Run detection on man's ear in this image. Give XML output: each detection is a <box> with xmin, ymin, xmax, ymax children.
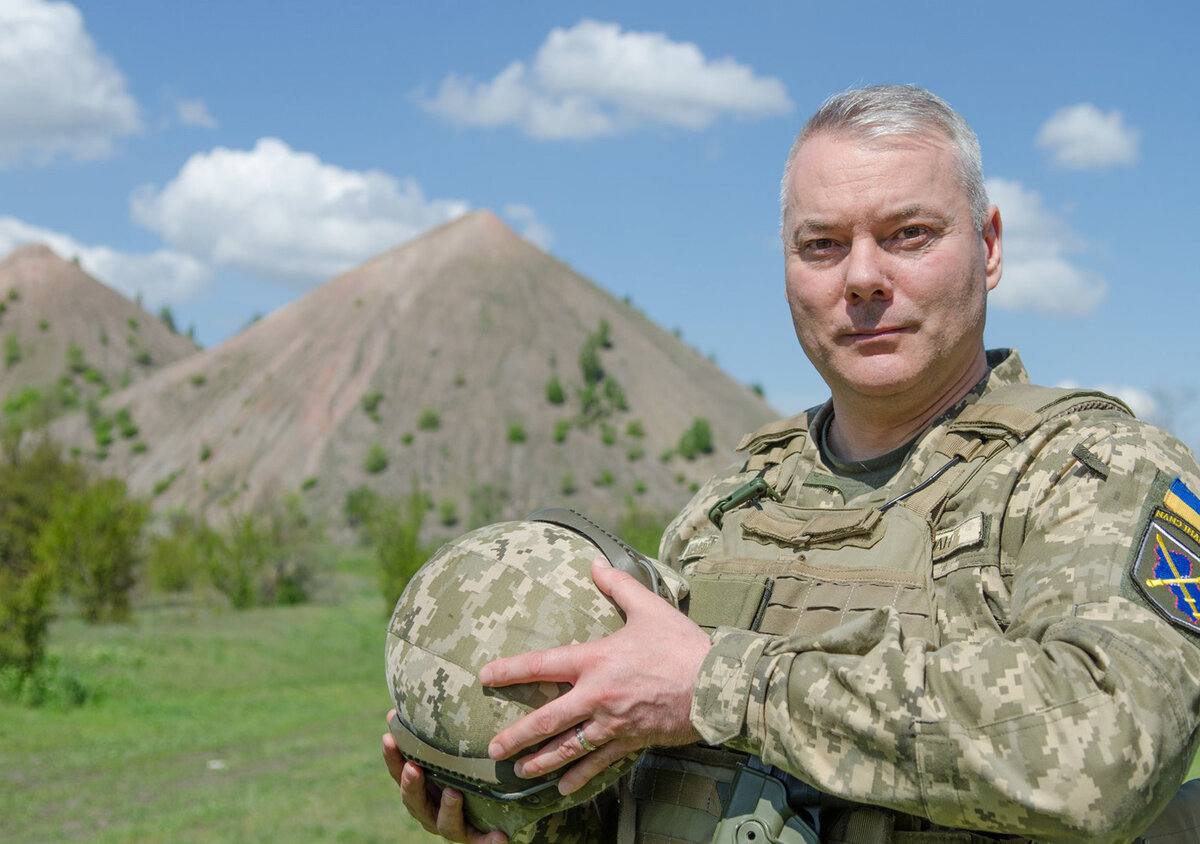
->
<box><xmin>982</xmin><ymin>205</ymin><xmax>1002</xmax><ymax>292</ymax></box>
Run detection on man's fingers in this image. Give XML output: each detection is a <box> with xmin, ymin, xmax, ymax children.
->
<box><xmin>488</xmin><ymin>693</ymin><xmax>583</xmax><ymax>761</ymax></box>
<box><xmin>590</xmin><ymin>556</ymin><xmax>659</xmax><ymax>612</ymax></box>
<box><xmin>510</xmin><ymin>719</ymin><xmax>611</xmax><ymax>779</ymax></box>
<box><xmin>382</xmin><ymin>730</ymin><xmax>406</xmax><ymax>785</ymax></box>
<box><xmin>480</xmin><ymin>642</ymin><xmax>582</xmax><ymax>688</ymax></box>
<box><xmin>558</xmin><ymin>739</ymin><xmax>640</xmax><ymax>796</ymax></box>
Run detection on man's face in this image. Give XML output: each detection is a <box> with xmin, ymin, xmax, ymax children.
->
<box><xmin>782</xmin><ymin>130</ymin><xmax>1002</xmax><ymax>410</ymax></box>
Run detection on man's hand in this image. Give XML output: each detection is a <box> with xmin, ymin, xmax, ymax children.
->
<box><xmin>481</xmin><ymin>558</ymin><xmax>712</xmax><ymax>795</ymax></box>
<box><xmin>382</xmin><ymin>711</ymin><xmax>508</xmax><ymax>844</ymax></box>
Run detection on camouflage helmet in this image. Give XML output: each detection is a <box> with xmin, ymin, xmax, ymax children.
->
<box><xmin>385</xmin><ymin>508</ymin><xmax>685</xmax><ymax>836</ymax></box>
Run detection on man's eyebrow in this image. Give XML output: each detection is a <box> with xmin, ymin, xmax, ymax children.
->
<box><xmin>883</xmin><ymin>205</ymin><xmax>950</xmax><ymax>225</ymax></box>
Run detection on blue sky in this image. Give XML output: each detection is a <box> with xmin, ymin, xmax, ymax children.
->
<box><xmin>3</xmin><ymin>0</ymin><xmax>1198</xmax><ymax>450</ymax></box>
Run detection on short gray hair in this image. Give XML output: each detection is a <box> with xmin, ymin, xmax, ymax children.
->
<box><xmin>780</xmin><ymin>84</ymin><xmax>988</xmax><ymax>232</ymax></box>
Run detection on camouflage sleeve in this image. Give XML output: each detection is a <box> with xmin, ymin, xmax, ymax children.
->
<box><xmin>690</xmin><ymin>418</ymin><xmax>1200</xmax><ymax>843</ymax></box>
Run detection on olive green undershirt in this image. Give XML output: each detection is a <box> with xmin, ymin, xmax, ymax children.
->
<box><xmin>814</xmin><ymin>412</ymin><xmax>914</xmax><ymax>501</ymax></box>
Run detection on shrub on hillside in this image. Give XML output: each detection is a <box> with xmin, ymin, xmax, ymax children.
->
<box><xmin>364</xmin><ymin>442</ymin><xmax>388</xmax><ymax>474</ymax></box>
<box><xmin>361</xmin><ymin>391</ymin><xmax>384</xmax><ymax>422</ymax></box>
<box><xmin>417</xmin><ymin>407</ymin><xmax>440</xmax><ymax>431</ymax></box>
<box><xmin>677</xmin><ymin>418</ymin><xmax>714</xmax><ymax>460</ymax></box>
<box><xmin>545</xmin><ymin>375</ymin><xmax>566</xmax><ymax>405</ymax></box>
<box><xmin>553</xmin><ymin>419</ymin><xmax>570</xmax><ymax>443</ymax></box>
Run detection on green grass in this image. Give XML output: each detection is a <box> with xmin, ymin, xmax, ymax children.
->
<box><xmin>0</xmin><ymin>553</ymin><xmax>439</xmax><ymax>842</ymax></box>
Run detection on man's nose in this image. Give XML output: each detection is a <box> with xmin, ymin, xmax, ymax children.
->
<box><xmin>842</xmin><ymin>239</ymin><xmax>893</xmax><ymax>303</ymax></box>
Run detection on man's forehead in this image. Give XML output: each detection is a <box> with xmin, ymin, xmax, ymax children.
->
<box><xmin>784</xmin><ymin>130</ymin><xmax>963</xmax><ymax>224</ymax></box>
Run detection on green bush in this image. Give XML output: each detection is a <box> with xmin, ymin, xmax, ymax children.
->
<box><xmin>205</xmin><ymin>504</ymin><xmax>318</xmax><ymax>609</ymax></box>
<box><xmin>361</xmin><ymin>391</ymin><xmax>384</xmax><ymax>422</ymax></box>
<box><xmin>115</xmin><ymin>408</ymin><xmax>138</xmax><ymax>439</ymax></box>
<box><xmin>92</xmin><ymin>417</ymin><xmax>113</xmax><ymax>448</ymax></box>
<box><xmin>507</xmin><ymin>423</ymin><xmax>526</xmax><ymax>443</ymax></box>
<box><xmin>553</xmin><ymin>419</ymin><xmax>570</xmax><ymax>443</ymax></box>
<box><xmin>438</xmin><ymin>499</ymin><xmax>459</xmax><ymax>527</ymax></box>
<box><xmin>625</xmin><ymin>420</ymin><xmax>645</xmax><ymax>439</ymax></box>
<box><xmin>367</xmin><ymin>485</ymin><xmax>431</xmax><ymax>609</ymax></box>
<box><xmin>0</xmin><ymin>442</ymin><xmax>85</xmax><ymax>674</ymax></box>
<box><xmin>579</xmin><ymin>339</ymin><xmax>604</xmax><ymax>385</ymax></box>
<box><xmin>418</xmin><ymin>407</ymin><xmax>440</xmax><ymax>430</ymax></box>
<box><xmin>66</xmin><ymin>344</ymin><xmax>86</xmax><ymax>373</ymax></box>
<box><xmin>5</xmin><ymin>333</ymin><xmax>20</xmax><ymax>368</ymax></box>
<box><xmin>146</xmin><ymin>510</ymin><xmax>216</xmax><ymax>593</ymax></box>
<box><xmin>545</xmin><ymin>375</ymin><xmax>566</xmax><ymax>405</ymax></box>
<box><xmin>34</xmin><ymin>476</ymin><xmax>148</xmax><ymax>624</ymax></box>
<box><xmin>677</xmin><ymin>418</ymin><xmax>714</xmax><ymax>460</ymax></box>
<box><xmin>199</xmin><ymin>443</ymin><xmax>212</xmax><ymax>462</ymax></box>
<box><xmin>364</xmin><ymin>442</ymin><xmax>388</xmax><ymax>474</ymax></box>
<box><xmin>560</xmin><ymin>473</ymin><xmax>577</xmax><ymax>495</ymax></box>
<box><xmin>343</xmin><ymin>485</ymin><xmax>379</xmax><ymax>528</ymax></box>
<box><xmin>604</xmin><ymin>378</ymin><xmax>628</xmax><ymax>411</ymax></box>
<box><xmin>0</xmin><ymin>655</ymin><xmax>88</xmax><ymax>710</ymax></box>
<box><xmin>601</xmin><ymin>424</ymin><xmax>617</xmax><ymax>446</ymax></box>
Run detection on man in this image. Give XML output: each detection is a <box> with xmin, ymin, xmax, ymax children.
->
<box><xmin>385</xmin><ymin>85</ymin><xmax>1200</xmax><ymax>843</ymax></box>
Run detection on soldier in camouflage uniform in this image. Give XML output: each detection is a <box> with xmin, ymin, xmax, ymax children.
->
<box><xmin>384</xmin><ymin>85</ymin><xmax>1200</xmax><ymax>843</ymax></box>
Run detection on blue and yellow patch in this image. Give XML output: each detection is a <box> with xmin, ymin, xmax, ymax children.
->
<box><xmin>1133</xmin><ymin>478</ymin><xmax>1200</xmax><ymax>633</ymax></box>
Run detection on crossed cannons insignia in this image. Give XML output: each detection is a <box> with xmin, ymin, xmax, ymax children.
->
<box><xmin>1133</xmin><ymin>478</ymin><xmax>1200</xmax><ymax>632</ymax></box>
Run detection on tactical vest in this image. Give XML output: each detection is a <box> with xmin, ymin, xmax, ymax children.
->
<box><xmin>630</xmin><ymin>383</ymin><xmax>1131</xmax><ymax>844</ymax></box>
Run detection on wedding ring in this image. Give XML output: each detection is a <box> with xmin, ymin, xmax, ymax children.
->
<box><xmin>575</xmin><ymin>724</ymin><xmax>598</xmax><ymax>753</ymax></box>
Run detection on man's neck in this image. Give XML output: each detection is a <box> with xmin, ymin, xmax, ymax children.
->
<box><xmin>826</xmin><ymin>354</ymin><xmax>990</xmax><ymax>461</ymax></box>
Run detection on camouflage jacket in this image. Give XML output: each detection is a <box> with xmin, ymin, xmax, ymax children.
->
<box><xmin>659</xmin><ymin>350</ymin><xmax>1200</xmax><ymax>843</ymax></box>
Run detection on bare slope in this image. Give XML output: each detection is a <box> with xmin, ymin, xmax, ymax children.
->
<box><xmin>57</xmin><ymin>211</ymin><xmax>780</xmax><ymax>533</ymax></box>
<box><xmin>0</xmin><ymin>244</ymin><xmax>199</xmax><ymax>409</ymax></box>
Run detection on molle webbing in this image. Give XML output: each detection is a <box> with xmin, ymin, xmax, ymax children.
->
<box><xmin>631</xmin><ymin>747</ymin><xmax>745</xmax><ymax>844</ymax></box>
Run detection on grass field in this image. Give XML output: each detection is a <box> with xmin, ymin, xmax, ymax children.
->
<box><xmin>0</xmin><ymin>551</ymin><xmax>438</xmax><ymax>843</ymax></box>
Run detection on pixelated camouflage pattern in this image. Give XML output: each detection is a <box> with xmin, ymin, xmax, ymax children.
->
<box><xmin>664</xmin><ymin>350</ymin><xmax>1200</xmax><ymax>843</ymax></box>
<box><xmin>386</xmin><ymin>519</ymin><xmax>642</xmax><ymax>836</ymax></box>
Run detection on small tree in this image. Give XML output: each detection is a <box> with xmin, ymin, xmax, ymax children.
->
<box><xmin>35</xmin><ymin>477</ymin><xmax>148</xmax><ymax>624</ymax></box>
<box><xmin>369</xmin><ymin>485</ymin><xmax>431</xmax><ymax>609</ymax></box>
<box><xmin>545</xmin><ymin>375</ymin><xmax>566</xmax><ymax>405</ymax></box>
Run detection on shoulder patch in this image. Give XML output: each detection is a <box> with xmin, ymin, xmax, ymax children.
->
<box><xmin>1132</xmin><ymin>478</ymin><xmax>1200</xmax><ymax>634</ymax></box>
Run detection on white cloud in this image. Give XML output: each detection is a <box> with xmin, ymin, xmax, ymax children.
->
<box><xmin>176</xmin><ymin>98</ymin><xmax>218</xmax><ymax>129</ymax></box>
<box><xmin>1037</xmin><ymin>104</ymin><xmax>1139</xmax><ymax>170</ymax></box>
<box><xmin>0</xmin><ymin>216</ymin><xmax>211</xmax><ymax>306</ymax></box>
<box><xmin>130</xmin><ymin>138</ymin><xmax>469</xmax><ymax>284</ymax></box>
<box><xmin>0</xmin><ymin>0</ymin><xmax>141</xmax><ymax>166</ymax></box>
<box><xmin>501</xmin><ymin>203</ymin><xmax>553</xmax><ymax>251</ymax></box>
<box><xmin>420</xmin><ymin>19</ymin><xmax>792</xmax><ymax>139</ymax></box>
<box><xmin>986</xmin><ymin>178</ymin><xmax>1107</xmax><ymax>316</ymax></box>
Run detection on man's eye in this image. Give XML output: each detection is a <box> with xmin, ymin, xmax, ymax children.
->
<box><xmin>894</xmin><ymin>225</ymin><xmax>932</xmax><ymax>245</ymax></box>
<box><xmin>803</xmin><ymin>238</ymin><xmax>836</xmax><ymax>254</ymax></box>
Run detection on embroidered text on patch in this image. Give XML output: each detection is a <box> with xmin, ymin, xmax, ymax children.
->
<box><xmin>1133</xmin><ymin>477</ymin><xmax>1200</xmax><ymax>634</ymax></box>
